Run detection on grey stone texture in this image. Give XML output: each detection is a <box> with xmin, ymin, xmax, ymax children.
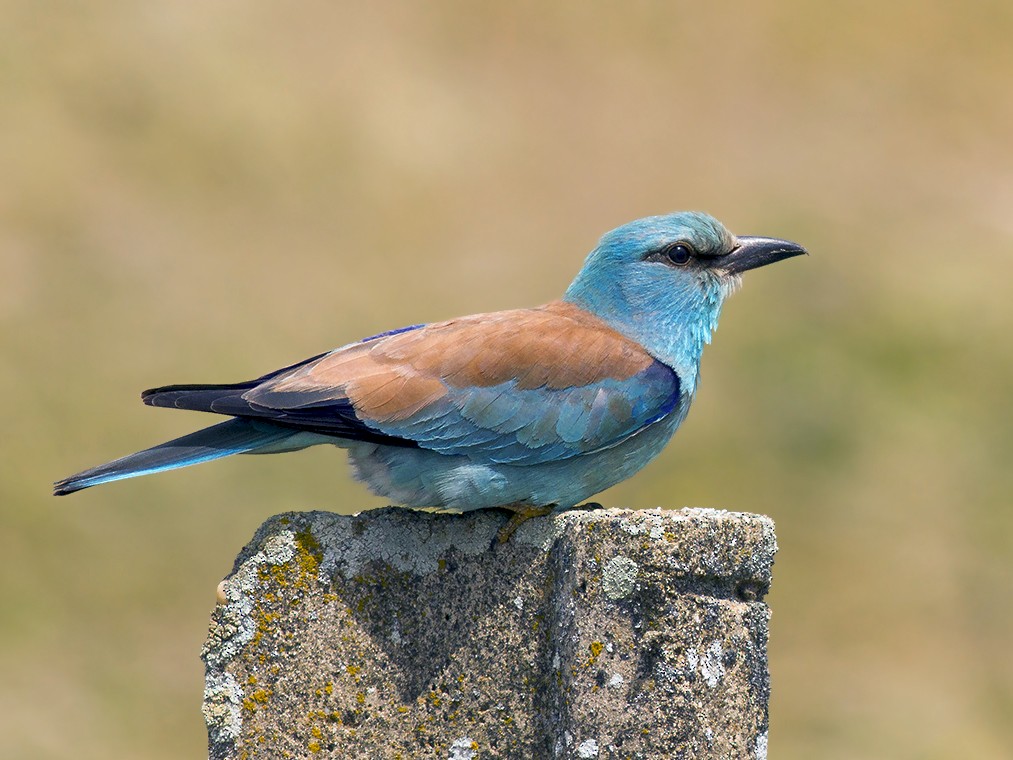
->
<box><xmin>202</xmin><ymin>507</ymin><xmax>776</xmax><ymax>759</ymax></box>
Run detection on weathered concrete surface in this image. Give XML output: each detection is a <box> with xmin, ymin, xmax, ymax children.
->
<box><xmin>202</xmin><ymin>507</ymin><xmax>776</xmax><ymax>759</ymax></box>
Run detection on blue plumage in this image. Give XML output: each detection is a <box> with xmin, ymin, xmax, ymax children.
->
<box><xmin>361</xmin><ymin>364</ymin><xmax>678</xmax><ymax>465</ymax></box>
<box><xmin>53</xmin><ymin>419</ymin><xmax>294</xmax><ymax>495</ymax></box>
<box><xmin>54</xmin><ymin>212</ymin><xmax>805</xmax><ymax>519</ymax></box>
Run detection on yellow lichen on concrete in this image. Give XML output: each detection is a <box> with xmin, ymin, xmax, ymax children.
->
<box><xmin>242</xmin><ymin>688</ymin><xmax>272</xmax><ymax>714</ymax></box>
<box><xmin>205</xmin><ymin>508</ymin><xmax>776</xmax><ymax>759</ymax></box>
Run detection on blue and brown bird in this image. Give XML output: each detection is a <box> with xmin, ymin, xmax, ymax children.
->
<box><xmin>54</xmin><ymin>212</ymin><xmax>805</xmax><ymax>539</ymax></box>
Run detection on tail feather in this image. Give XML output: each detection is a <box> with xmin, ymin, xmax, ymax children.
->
<box><xmin>53</xmin><ymin>418</ymin><xmax>294</xmax><ymax>495</ymax></box>
<box><xmin>141</xmin><ymin>380</ymin><xmax>417</xmax><ymax>446</ymax></box>
<box><xmin>140</xmin><ymin>352</ymin><xmax>329</xmax><ymax>413</ymax></box>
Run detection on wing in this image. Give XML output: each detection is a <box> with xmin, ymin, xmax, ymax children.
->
<box><xmin>238</xmin><ymin>300</ymin><xmax>681</xmax><ymax>465</ymax></box>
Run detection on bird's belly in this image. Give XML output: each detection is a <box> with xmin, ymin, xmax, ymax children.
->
<box><xmin>342</xmin><ymin>413</ymin><xmax>682</xmax><ymax>512</ymax></box>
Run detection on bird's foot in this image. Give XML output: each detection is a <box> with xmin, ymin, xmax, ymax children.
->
<box><xmin>575</xmin><ymin>501</ymin><xmax>603</xmax><ymax>511</ymax></box>
<box><xmin>495</xmin><ymin>504</ymin><xmax>554</xmax><ymax>545</ymax></box>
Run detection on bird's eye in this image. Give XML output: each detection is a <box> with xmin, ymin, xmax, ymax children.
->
<box><xmin>663</xmin><ymin>243</ymin><xmax>693</xmax><ymax>266</ymax></box>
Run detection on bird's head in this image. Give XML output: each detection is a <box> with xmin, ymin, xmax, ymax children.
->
<box><xmin>564</xmin><ymin>211</ymin><xmax>806</xmax><ymax>386</ymax></box>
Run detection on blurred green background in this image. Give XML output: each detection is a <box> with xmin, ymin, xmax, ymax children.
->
<box><xmin>3</xmin><ymin>2</ymin><xmax>1012</xmax><ymax>758</ymax></box>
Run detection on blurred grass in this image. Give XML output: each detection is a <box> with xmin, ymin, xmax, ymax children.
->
<box><xmin>3</xmin><ymin>1</ymin><xmax>1012</xmax><ymax>757</ymax></box>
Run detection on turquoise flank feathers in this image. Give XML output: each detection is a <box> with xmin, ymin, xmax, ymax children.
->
<box><xmin>54</xmin><ymin>211</ymin><xmax>805</xmax><ymax>511</ymax></box>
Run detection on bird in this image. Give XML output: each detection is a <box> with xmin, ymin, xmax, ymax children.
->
<box><xmin>54</xmin><ymin>211</ymin><xmax>805</xmax><ymax>540</ymax></box>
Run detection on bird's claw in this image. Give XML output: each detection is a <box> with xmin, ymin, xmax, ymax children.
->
<box><xmin>494</xmin><ymin>504</ymin><xmax>554</xmax><ymax>546</ymax></box>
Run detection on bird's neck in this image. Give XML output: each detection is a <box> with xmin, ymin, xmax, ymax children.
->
<box><xmin>563</xmin><ymin>276</ymin><xmax>728</xmax><ymax>395</ymax></box>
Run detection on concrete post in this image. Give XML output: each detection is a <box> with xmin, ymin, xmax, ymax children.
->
<box><xmin>203</xmin><ymin>507</ymin><xmax>776</xmax><ymax>759</ymax></box>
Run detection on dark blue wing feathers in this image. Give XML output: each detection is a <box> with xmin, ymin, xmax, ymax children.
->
<box><xmin>141</xmin><ymin>351</ymin><xmax>420</xmax><ymax>448</ymax></box>
<box><xmin>139</xmin><ymin>321</ymin><xmax>680</xmax><ymax>466</ymax></box>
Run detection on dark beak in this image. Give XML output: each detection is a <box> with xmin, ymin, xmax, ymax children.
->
<box><xmin>720</xmin><ymin>236</ymin><xmax>807</xmax><ymax>275</ymax></box>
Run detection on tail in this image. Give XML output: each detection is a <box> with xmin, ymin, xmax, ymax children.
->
<box><xmin>53</xmin><ymin>418</ymin><xmax>296</xmax><ymax>496</ymax></box>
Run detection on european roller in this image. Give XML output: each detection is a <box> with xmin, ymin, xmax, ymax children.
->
<box><xmin>55</xmin><ymin>212</ymin><xmax>805</xmax><ymax>539</ymax></box>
